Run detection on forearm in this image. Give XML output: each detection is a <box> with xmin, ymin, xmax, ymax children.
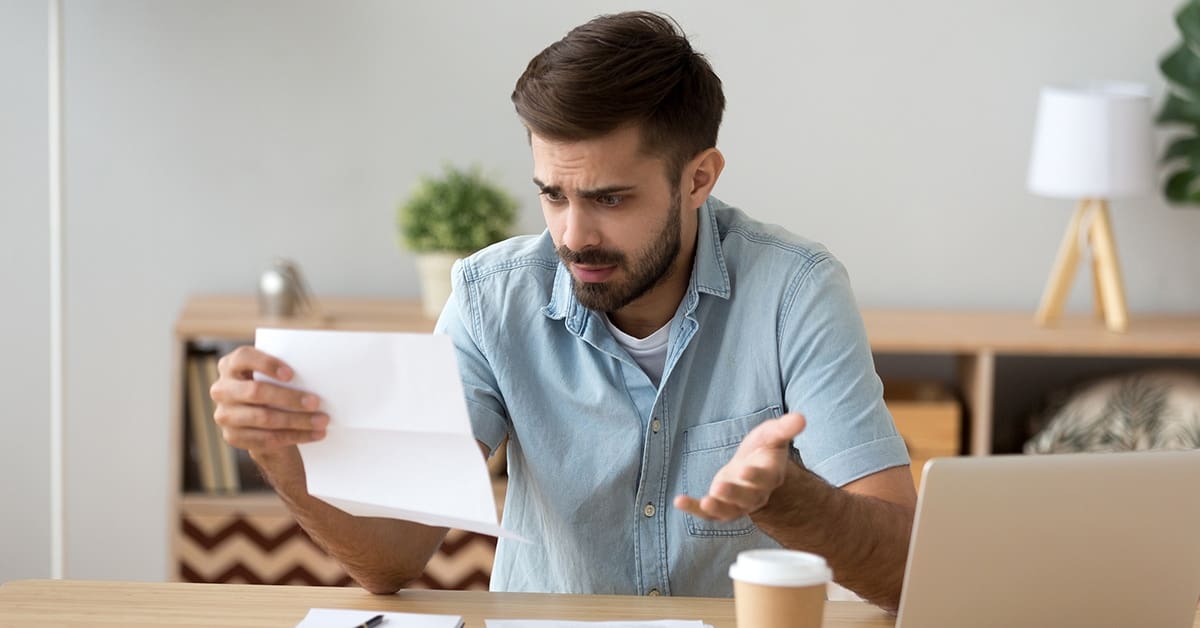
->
<box><xmin>750</xmin><ymin>463</ymin><xmax>914</xmax><ymax>612</ymax></box>
<box><xmin>251</xmin><ymin>448</ymin><xmax>448</xmax><ymax>594</ymax></box>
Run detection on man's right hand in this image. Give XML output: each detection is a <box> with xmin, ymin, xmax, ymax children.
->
<box><xmin>209</xmin><ymin>346</ymin><xmax>329</xmax><ymax>453</ymax></box>
<box><xmin>209</xmin><ymin>346</ymin><xmax>443</xmax><ymax>593</ymax></box>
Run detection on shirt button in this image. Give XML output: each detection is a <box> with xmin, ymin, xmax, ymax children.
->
<box><xmin>647</xmin><ymin>588</ymin><xmax>661</xmax><ymax>596</ymax></box>
<box><xmin>651</xmin><ymin>419</ymin><xmax>661</xmax><ymax>433</ymax></box>
<box><xmin>643</xmin><ymin>503</ymin><xmax>656</xmax><ymax>517</ymax></box>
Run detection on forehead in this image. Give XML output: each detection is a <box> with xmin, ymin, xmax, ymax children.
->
<box><xmin>530</xmin><ymin>126</ymin><xmax>666</xmax><ymax>187</ymax></box>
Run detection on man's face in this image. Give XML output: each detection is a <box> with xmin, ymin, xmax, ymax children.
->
<box><xmin>531</xmin><ymin>126</ymin><xmax>684</xmax><ymax>313</ymax></box>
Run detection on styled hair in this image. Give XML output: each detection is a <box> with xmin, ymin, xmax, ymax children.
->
<box><xmin>511</xmin><ymin>11</ymin><xmax>725</xmax><ymax>183</ymax></box>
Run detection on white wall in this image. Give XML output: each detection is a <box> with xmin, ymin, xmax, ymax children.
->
<box><xmin>2</xmin><ymin>0</ymin><xmax>1197</xmax><ymax>581</ymax></box>
<box><xmin>0</xmin><ymin>0</ymin><xmax>51</xmax><ymax>582</ymax></box>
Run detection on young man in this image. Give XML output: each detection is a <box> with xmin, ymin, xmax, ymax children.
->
<box><xmin>210</xmin><ymin>11</ymin><xmax>916</xmax><ymax>611</ymax></box>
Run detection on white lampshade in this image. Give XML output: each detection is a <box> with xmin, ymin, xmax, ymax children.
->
<box><xmin>1027</xmin><ymin>82</ymin><xmax>1155</xmax><ymax>199</ymax></box>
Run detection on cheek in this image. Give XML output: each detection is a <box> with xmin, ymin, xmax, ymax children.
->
<box><xmin>609</xmin><ymin>222</ymin><xmax>646</xmax><ymax>253</ymax></box>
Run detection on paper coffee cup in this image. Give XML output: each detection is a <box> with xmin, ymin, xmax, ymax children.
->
<box><xmin>729</xmin><ymin>549</ymin><xmax>831</xmax><ymax>628</ymax></box>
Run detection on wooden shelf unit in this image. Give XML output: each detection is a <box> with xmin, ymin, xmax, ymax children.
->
<box><xmin>170</xmin><ymin>296</ymin><xmax>1200</xmax><ymax>584</ymax></box>
<box><xmin>861</xmin><ymin>309</ymin><xmax>1200</xmax><ymax>455</ymax></box>
<box><xmin>170</xmin><ymin>296</ymin><xmax>439</xmax><ymax>585</ymax></box>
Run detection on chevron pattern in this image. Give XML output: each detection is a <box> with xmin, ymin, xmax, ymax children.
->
<box><xmin>178</xmin><ymin>512</ymin><xmax>496</xmax><ymax>590</ymax></box>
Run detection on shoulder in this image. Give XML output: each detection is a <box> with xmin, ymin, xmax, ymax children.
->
<box><xmin>448</xmin><ymin>231</ymin><xmax>560</xmax><ymax>331</ymax></box>
<box><xmin>455</xmin><ymin>231</ymin><xmax>559</xmax><ymax>282</ymax></box>
<box><xmin>709</xmin><ymin>198</ymin><xmax>843</xmax><ymax>287</ymax></box>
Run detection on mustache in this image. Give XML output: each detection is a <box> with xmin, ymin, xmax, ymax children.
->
<box><xmin>556</xmin><ymin>245</ymin><xmax>625</xmax><ymax>266</ymax></box>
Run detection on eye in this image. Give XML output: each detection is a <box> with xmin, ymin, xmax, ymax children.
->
<box><xmin>540</xmin><ymin>190</ymin><xmax>566</xmax><ymax>203</ymax></box>
<box><xmin>594</xmin><ymin>194</ymin><xmax>622</xmax><ymax>207</ymax></box>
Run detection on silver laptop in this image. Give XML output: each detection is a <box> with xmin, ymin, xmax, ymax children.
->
<box><xmin>896</xmin><ymin>450</ymin><xmax>1200</xmax><ymax>628</ymax></box>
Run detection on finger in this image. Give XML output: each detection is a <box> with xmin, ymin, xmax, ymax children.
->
<box><xmin>710</xmin><ymin>480</ymin><xmax>768</xmax><ymax>512</ymax></box>
<box><xmin>218</xmin><ymin>345</ymin><xmax>295</xmax><ymax>382</ymax></box>
<box><xmin>673</xmin><ymin>495</ymin><xmax>707</xmax><ymax>518</ymax></box>
<box><xmin>699</xmin><ymin>495</ymin><xmax>748</xmax><ymax>522</ymax></box>
<box><xmin>223</xmin><ymin>426</ymin><xmax>326</xmax><ymax>451</ymax></box>
<box><xmin>675</xmin><ymin>494</ymin><xmax>742</xmax><ymax>522</ymax></box>
<box><xmin>215</xmin><ymin>378</ymin><xmax>320</xmax><ymax>413</ymax></box>
<box><xmin>214</xmin><ymin>404</ymin><xmax>329</xmax><ymax>432</ymax></box>
<box><xmin>737</xmin><ymin>463</ymin><xmax>776</xmax><ymax>487</ymax></box>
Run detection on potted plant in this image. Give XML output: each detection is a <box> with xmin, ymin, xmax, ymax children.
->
<box><xmin>397</xmin><ymin>164</ymin><xmax>518</xmax><ymax>317</ymax></box>
<box><xmin>1157</xmin><ymin>0</ymin><xmax>1200</xmax><ymax>205</ymax></box>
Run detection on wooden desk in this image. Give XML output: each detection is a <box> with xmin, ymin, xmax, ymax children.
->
<box><xmin>4</xmin><ymin>580</ymin><xmax>1199</xmax><ymax>628</ymax></box>
<box><xmin>0</xmin><ymin>580</ymin><xmax>897</xmax><ymax>627</ymax></box>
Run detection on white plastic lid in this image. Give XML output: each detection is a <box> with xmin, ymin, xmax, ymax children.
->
<box><xmin>728</xmin><ymin>549</ymin><xmax>832</xmax><ymax>587</ymax></box>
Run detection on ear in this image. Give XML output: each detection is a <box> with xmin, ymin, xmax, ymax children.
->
<box><xmin>682</xmin><ymin>148</ymin><xmax>725</xmax><ymax>209</ymax></box>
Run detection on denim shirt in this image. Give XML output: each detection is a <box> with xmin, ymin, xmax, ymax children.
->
<box><xmin>434</xmin><ymin>196</ymin><xmax>909</xmax><ymax>597</ymax></box>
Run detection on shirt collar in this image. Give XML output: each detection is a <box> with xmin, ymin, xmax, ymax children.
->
<box><xmin>542</xmin><ymin>196</ymin><xmax>732</xmax><ymax>328</ymax></box>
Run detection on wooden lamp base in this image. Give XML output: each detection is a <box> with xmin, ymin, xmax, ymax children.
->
<box><xmin>1034</xmin><ymin>198</ymin><xmax>1129</xmax><ymax>333</ymax></box>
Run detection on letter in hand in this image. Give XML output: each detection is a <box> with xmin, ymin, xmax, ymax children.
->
<box><xmin>674</xmin><ymin>413</ymin><xmax>807</xmax><ymax>522</ymax></box>
<box><xmin>209</xmin><ymin>345</ymin><xmax>330</xmax><ymax>453</ymax></box>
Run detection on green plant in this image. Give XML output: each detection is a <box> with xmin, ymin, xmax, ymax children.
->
<box><xmin>1158</xmin><ymin>0</ymin><xmax>1200</xmax><ymax>205</ymax></box>
<box><xmin>397</xmin><ymin>165</ymin><xmax>518</xmax><ymax>253</ymax></box>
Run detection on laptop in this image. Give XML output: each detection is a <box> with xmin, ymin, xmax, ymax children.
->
<box><xmin>896</xmin><ymin>450</ymin><xmax>1200</xmax><ymax>628</ymax></box>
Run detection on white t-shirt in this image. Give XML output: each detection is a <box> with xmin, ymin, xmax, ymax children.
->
<box><xmin>603</xmin><ymin>315</ymin><xmax>670</xmax><ymax>388</ymax></box>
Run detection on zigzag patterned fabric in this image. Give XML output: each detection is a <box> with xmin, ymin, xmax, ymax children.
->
<box><xmin>179</xmin><ymin>512</ymin><xmax>497</xmax><ymax>590</ymax></box>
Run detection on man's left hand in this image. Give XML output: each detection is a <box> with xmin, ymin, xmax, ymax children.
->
<box><xmin>673</xmin><ymin>413</ymin><xmax>807</xmax><ymax>522</ymax></box>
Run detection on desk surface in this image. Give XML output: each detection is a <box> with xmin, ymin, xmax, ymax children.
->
<box><xmin>4</xmin><ymin>580</ymin><xmax>1198</xmax><ymax>627</ymax></box>
<box><xmin>0</xmin><ymin>579</ymin><xmax>894</xmax><ymax>627</ymax></box>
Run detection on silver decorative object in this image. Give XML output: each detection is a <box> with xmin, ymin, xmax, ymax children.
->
<box><xmin>258</xmin><ymin>258</ymin><xmax>313</xmax><ymax>319</ymax></box>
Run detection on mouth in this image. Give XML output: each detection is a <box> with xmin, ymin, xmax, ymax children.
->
<box><xmin>571</xmin><ymin>263</ymin><xmax>618</xmax><ymax>283</ymax></box>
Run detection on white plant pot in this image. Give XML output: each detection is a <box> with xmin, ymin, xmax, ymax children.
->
<box><xmin>415</xmin><ymin>252</ymin><xmax>462</xmax><ymax>319</ymax></box>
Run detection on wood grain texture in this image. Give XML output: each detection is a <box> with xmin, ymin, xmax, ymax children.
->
<box><xmin>176</xmin><ymin>296</ymin><xmax>434</xmax><ymax>338</ymax></box>
<box><xmin>177</xmin><ymin>296</ymin><xmax>1200</xmax><ymax>356</ymax></box>
<box><xmin>861</xmin><ymin>310</ymin><xmax>1200</xmax><ymax>356</ymax></box>
<box><xmin>0</xmin><ymin>580</ymin><xmax>904</xmax><ymax>628</ymax></box>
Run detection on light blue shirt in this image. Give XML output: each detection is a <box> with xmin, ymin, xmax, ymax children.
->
<box><xmin>434</xmin><ymin>196</ymin><xmax>909</xmax><ymax>597</ymax></box>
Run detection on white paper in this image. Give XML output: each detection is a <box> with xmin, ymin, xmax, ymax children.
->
<box><xmin>485</xmin><ymin>621</ymin><xmax>711</xmax><ymax>628</ymax></box>
<box><xmin>297</xmin><ymin>608</ymin><xmax>463</xmax><ymax>628</ymax></box>
<box><xmin>255</xmin><ymin>328</ymin><xmax>522</xmax><ymax>540</ymax></box>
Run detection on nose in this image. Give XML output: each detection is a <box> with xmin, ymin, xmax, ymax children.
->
<box><xmin>560</xmin><ymin>203</ymin><xmax>601</xmax><ymax>252</ymax></box>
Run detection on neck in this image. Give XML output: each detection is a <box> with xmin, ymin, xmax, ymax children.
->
<box><xmin>609</xmin><ymin>234</ymin><xmax>697</xmax><ymax>339</ymax></box>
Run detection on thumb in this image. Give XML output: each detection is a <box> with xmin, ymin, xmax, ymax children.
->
<box><xmin>760</xmin><ymin>413</ymin><xmax>807</xmax><ymax>449</ymax></box>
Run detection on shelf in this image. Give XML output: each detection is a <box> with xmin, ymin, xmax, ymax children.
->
<box><xmin>180</xmin><ymin>491</ymin><xmax>285</xmax><ymax>516</ymax></box>
<box><xmin>862</xmin><ymin>309</ymin><xmax>1200</xmax><ymax>357</ymax></box>
<box><xmin>179</xmin><ymin>478</ymin><xmax>510</xmax><ymax>519</ymax></box>
<box><xmin>176</xmin><ymin>296</ymin><xmax>435</xmax><ymax>339</ymax></box>
<box><xmin>178</xmin><ymin>297</ymin><xmax>1200</xmax><ymax>358</ymax></box>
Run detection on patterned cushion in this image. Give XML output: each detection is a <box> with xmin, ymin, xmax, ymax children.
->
<box><xmin>1024</xmin><ymin>370</ymin><xmax>1200</xmax><ymax>454</ymax></box>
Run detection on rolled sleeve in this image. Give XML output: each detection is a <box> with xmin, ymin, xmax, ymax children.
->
<box><xmin>808</xmin><ymin>434</ymin><xmax>910</xmax><ymax>487</ymax></box>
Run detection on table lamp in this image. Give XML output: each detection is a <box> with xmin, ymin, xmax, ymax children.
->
<box><xmin>1027</xmin><ymin>82</ymin><xmax>1155</xmax><ymax>333</ymax></box>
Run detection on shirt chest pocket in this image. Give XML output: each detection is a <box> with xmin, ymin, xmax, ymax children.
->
<box><xmin>681</xmin><ymin>405</ymin><xmax>781</xmax><ymax>537</ymax></box>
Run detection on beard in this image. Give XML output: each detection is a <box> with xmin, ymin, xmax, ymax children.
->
<box><xmin>556</xmin><ymin>193</ymin><xmax>683</xmax><ymax>313</ymax></box>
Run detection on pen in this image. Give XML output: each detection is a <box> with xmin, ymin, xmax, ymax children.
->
<box><xmin>352</xmin><ymin>614</ymin><xmax>384</xmax><ymax>628</ymax></box>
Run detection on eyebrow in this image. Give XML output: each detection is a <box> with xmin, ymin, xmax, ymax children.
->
<box><xmin>532</xmin><ymin>177</ymin><xmax>636</xmax><ymax>199</ymax></box>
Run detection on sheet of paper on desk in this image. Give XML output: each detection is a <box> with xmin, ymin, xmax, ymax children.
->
<box><xmin>255</xmin><ymin>328</ymin><xmax>522</xmax><ymax>541</ymax></box>
<box><xmin>297</xmin><ymin>608</ymin><xmax>463</xmax><ymax>627</ymax></box>
<box><xmin>485</xmin><ymin>621</ymin><xmax>711</xmax><ymax>628</ymax></box>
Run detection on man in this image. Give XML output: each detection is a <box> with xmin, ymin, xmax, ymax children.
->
<box><xmin>210</xmin><ymin>11</ymin><xmax>916</xmax><ymax>611</ymax></box>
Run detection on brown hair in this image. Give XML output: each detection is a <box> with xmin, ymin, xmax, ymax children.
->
<box><xmin>511</xmin><ymin>11</ymin><xmax>725</xmax><ymax>183</ymax></box>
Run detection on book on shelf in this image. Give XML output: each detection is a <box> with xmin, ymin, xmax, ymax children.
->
<box><xmin>185</xmin><ymin>354</ymin><xmax>219</xmax><ymax>493</ymax></box>
<box><xmin>201</xmin><ymin>353</ymin><xmax>239</xmax><ymax>493</ymax></box>
<box><xmin>184</xmin><ymin>345</ymin><xmax>271</xmax><ymax>495</ymax></box>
